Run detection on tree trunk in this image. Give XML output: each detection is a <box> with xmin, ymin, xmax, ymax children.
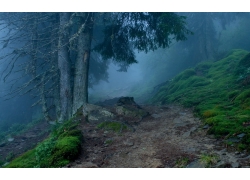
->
<box><xmin>50</xmin><ymin>18</ymin><xmax>61</xmax><ymax>121</ymax></box>
<box><xmin>72</xmin><ymin>13</ymin><xmax>94</xmax><ymax>115</ymax></box>
<box><xmin>58</xmin><ymin>12</ymin><xmax>72</xmax><ymax>122</ymax></box>
<box><xmin>40</xmin><ymin>73</ymin><xmax>51</xmax><ymax>122</ymax></box>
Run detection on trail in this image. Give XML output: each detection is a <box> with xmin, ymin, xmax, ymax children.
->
<box><xmin>68</xmin><ymin>105</ymin><xmax>250</xmax><ymax>168</ymax></box>
<box><xmin>1</xmin><ymin>104</ymin><xmax>249</xmax><ymax>168</ymax></box>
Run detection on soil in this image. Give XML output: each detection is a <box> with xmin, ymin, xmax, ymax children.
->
<box><xmin>1</xmin><ymin>104</ymin><xmax>250</xmax><ymax>168</ymax></box>
<box><xmin>68</xmin><ymin>104</ymin><xmax>250</xmax><ymax>168</ymax></box>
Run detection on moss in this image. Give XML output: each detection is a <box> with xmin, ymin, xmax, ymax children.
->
<box><xmin>5</xmin><ymin>149</ymin><xmax>37</xmax><ymax>168</ymax></box>
<box><xmin>202</xmin><ymin>110</ymin><xmax>218</xmax><ymax>118</ymax></box>
<box><xmin>6</xmin><ymin>119</ymin><xmax>82</xmax><ymax>168</ymax></box>
<box><xmin>97</xmin><ymin>121</ymin><xmax>127</xmax><ymax>133</ymax></box>
<box><xmin>50</xmin><ymin>136</ymin><xmax>81</xmax><ymax>167</ymax></box>
<box><xmin>235</xmin><ymin>89</ymin><xmax>250</xmax><ymax>102</ymax></box>
<box><xmin>151</xmin><ymin>49</ymin><xmax>250</xmax><ymax>149</ymax></box>
<box><xmin>174</xmin><ymin>69</ymin><xmax>196</xmax><ymax>81</ymax></box>
<box><xmin>199</xmin><ymin>153</ymin><xmax>218</xmax><ymax>168</ymax></box>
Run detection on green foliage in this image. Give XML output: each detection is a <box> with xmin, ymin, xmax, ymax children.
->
<box><xmin>0</xmin><ymin>160</ymin><xmax>4</xmax><ymax>167</ymax></box>
<box><xmin>5</xmin><ymin>119</ymin><xmax>82</xmax><ymax>168</ymax></box>
<box><xmin>5</xmin><ymin>149</ymin><xmax>37</xmax><ymax>168</ymax></box>
<box><xmin>150</xmin><ymin>49</ymin><xmax>250</xmax><ymax>149</ymax></box>
<box><xmin>95</xmin><ymin>13</ymin><xmax>191</xmax><ymax>69</ymax></box>
<box><xmin>5</xmin><ymin>151</ymin><xmax>15</xmax><ymax>162</ymax></box>
<box><xmin>97</xmin><ymin>121</ymin><xmax>127</xmax><ymax>133</ymax></box>
<box><xmin>199</xmin><ymin>153</ymin><xmax>218</xmax><ymax>168</ymax></box>
<box><xmin>174</xmin><ymin>157</ymin><xmax>189</xmax><ymax>168</ymax></box>
<box><xmin>35</xmin><ymin>137</ymin><xmax>56</xmax><ymax>167</ymax></box>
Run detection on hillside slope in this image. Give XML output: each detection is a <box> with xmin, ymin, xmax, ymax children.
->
<box><xmin>150</xmin><ymin>49</ymin><xmax>250</xmax><ymax>150</ymax></box>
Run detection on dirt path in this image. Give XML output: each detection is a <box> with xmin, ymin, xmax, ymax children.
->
<box><xmin>69</xmin><ymin>105</ymin><xmax>250</xmax><ymax>168</ymax></box>
<box><xmin>1</xmin><ymin>104</ymin><xmax>249</xmax><ymax>168</ymax></box>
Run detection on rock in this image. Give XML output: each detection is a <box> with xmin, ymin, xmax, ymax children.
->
<box><xmin>186</xmin><ymin>160</ymin><xmax>205</xmax><ymax>168</ymax></box>
<box><xmin>179</xmin><ymin>112</ymin><xmax>186</xmax><ymax>115</ymax></box>
<box><xmin>7</xmin><ymin>137</ymin><xmax>14</xmax><ymax>142</ymax></box>
<box><xmin>186</xmin><ymin>147</ymin><xmax>196</xmax><ymax>152</ymax></box>
<box><xmin>116</xmin><ymin>97</ymin><xmax>139</xmax><ymax>107</ymax></box>
<box><xmin>237</xmin><ymin>133</ymin><xmax>246</xmax><ymax>138</ymax></box>
<box><xmin>0</xmin><ymin>142</ymin><xmax>6</xmax><ymax>147</ymax></box>
<box><xmin>226</xmin><ymin>137</ymin><xmax>240</xmax><ymax>143</ymax></box>
<box><xmin>76</xmin><ymin>162</ymin><xmax>98</xmax><ymax>168</ymax></box>
<box><xmin>149</xmin><ymin>160</ymin><xmax>164</xmax><ymax>168</ymax></box>
<box><xmin>123</xmin><ymin>139</ymin><xmax>134</xmax><ymax>147</ymax></box>
<box><xmin>231</xmin><ymin>162</ymin><xmax>239</xmax><ymax>168</ymax></box>
<box><xmin>216</xmin><ymin>161</ymin><xmax>226</xmax><ymax>168</ymax></box>
<box><xmin>183</xmin><ymin>131</ymin><xmax>191</xmax><ymax>137</ymax></box>
<box><xmin>183</xmin><ymin>127</ymin><xmax>197</xmax><ymax>137</ymax></box>
<box><xmin>238</xmin><ymin>155</ymin><xmax>250</xmax><ymax>160</ymax></box>
<box><xmin>235</xmin><ymin>151</ymin><xmax>240</xmax><ymax>155</ymax></box>
<box><xmin>82</xmin><ymin>104</ymin><xmax>115</xmax><ymax>123</ymax></box>
<box><xmin>203</xmin><ymin>124</ymin><xmax>210</xmax><ymax>129</ymax></box>
<box><xmin>220</xmin><ymin>148</ymin><xmax>227</xmax><ymax>153</ymax></box>
<box><xmin>115</xmin><ymin>97</ymin><xmax>149</xmax><ymax>119</ymax></box>
<box><xmin>151</xmin><ymin>114</ymin><xmax>161</xmax><ymax>119</ymax></box>
<box><xmin>48</xmin><ymin>121</ymin><xmax>57</xmax><ymax>125</ymax></box>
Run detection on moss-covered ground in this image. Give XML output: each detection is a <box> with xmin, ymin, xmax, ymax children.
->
<box><xmin>97</xmin><ymin>121</ymin><xmax>127</xmax><ymax>133</ymax></box>
<box><xmin>4</xmin><ymin>119</ymin><xmax>82</xmax><ymax>168</ymax></box>
<box><xmin>150</xmin><ymin>49</ymin><xmax>250</xmax><ymax>150</ymax></box>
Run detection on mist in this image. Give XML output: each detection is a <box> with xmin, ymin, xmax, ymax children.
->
<box><xmin>1</xmin><ymin>12</ymin><xmax>250</xmax><ymax>130</ymax></box>
<box><xmin>89</xmin><ymin>13</ymin><xmax>250</xmax><ymax>104</ymax></box>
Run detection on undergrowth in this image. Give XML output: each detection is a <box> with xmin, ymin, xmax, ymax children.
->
<box><xmin>4</xmin><ymin>119</ymin><xmax>82</xmax><ymax>168</ymax></box>
<box><xmin>150</xmin><ymin>49</ymin><xmax>250</xmax><ymax>150</ymax></box>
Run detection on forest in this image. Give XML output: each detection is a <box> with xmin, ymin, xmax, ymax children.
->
<box><xmin>1</xmin><ymin>12</ymin><xmax>250</xmax><ymax>168</ymax></box>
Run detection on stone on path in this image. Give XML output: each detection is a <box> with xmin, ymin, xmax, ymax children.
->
<box><xmin>186</xmin><ymin>160</ymin><xmax>205</xmax><ymax>168</ymax></box>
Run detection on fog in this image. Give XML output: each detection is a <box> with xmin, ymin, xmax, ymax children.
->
<box><xmin>1</xmin><ymin>12</ymin><xmax>250</xmax><ymax>133</ymax></box>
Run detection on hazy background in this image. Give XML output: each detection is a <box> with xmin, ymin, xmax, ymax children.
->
<box><xmin>1</xmin><ymin>12</ymin><xmax>250</xmax><ymax>131</ymax></box>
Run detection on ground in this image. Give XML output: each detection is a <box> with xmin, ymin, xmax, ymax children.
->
<box><xmin>68</xmin><ymin>104</ymin><xmax>250</xmax><ymax>168</ymax></box>
<box><xmin>1</xmin><ymin>104</ymin><xmax>250</xmax><ymax>168</ymax></box>
<box><xmin>0</xmin><ymin>121</ymin><xmax>50</xmax><ymax>164</ymax></box>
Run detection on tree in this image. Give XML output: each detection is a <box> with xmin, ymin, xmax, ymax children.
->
<box><xmin>0</xmin><ymin>12</ymin><xmax>191</xmax><ymax>122</ymax></box>
<box><xmin>71</xmin><ymin>12</ymin><xmax>191</xmax><ymax>115</ymax></box>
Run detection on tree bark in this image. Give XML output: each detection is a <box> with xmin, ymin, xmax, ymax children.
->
<box><xmin>40</xmin><ymin>73</ymin><xmax>51</xmax><ymax>122</ymax></box>
<box><xmin>58</xmin><ymin>12</ymin><xmax>72</xmax><ymax>122</ymax></box>
<box><xmin>72</xmin><ymin>13</ymin><xmax>94</xmax><ymax>115</ymax></box>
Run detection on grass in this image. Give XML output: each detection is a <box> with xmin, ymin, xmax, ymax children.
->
<box><xmin>150</xmin><ymin>49</ymin><xmax>250</xmax><ymax>149</ymax></box>
<box><xmin>174</xmin><ymin>157</ymin><xmax>189</xmax><ymax>168</ymax></box>
<box><xmin>199</xmin><ymin>153</ymin><xmax>218</xmax><ymax>168</ymax></box>
<box><xmin>4</xmin><ymin>119</ymin><xmax>82</xmax><ymax>168</ymax></box>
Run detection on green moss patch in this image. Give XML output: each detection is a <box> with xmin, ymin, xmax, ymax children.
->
<box><xmin>97</xmin><ymin>121</ymin><xmax>127</xmax><ymax>133</ymax></box>
<box><xmin>150</xmin><ymin>49</ymin><xmax>250</xmax><ymax>149</ymax></box>
<box><xmin>5</xmin><ymin>119</ymin><xmax>82</xmax><ymax>168</ymax></box>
